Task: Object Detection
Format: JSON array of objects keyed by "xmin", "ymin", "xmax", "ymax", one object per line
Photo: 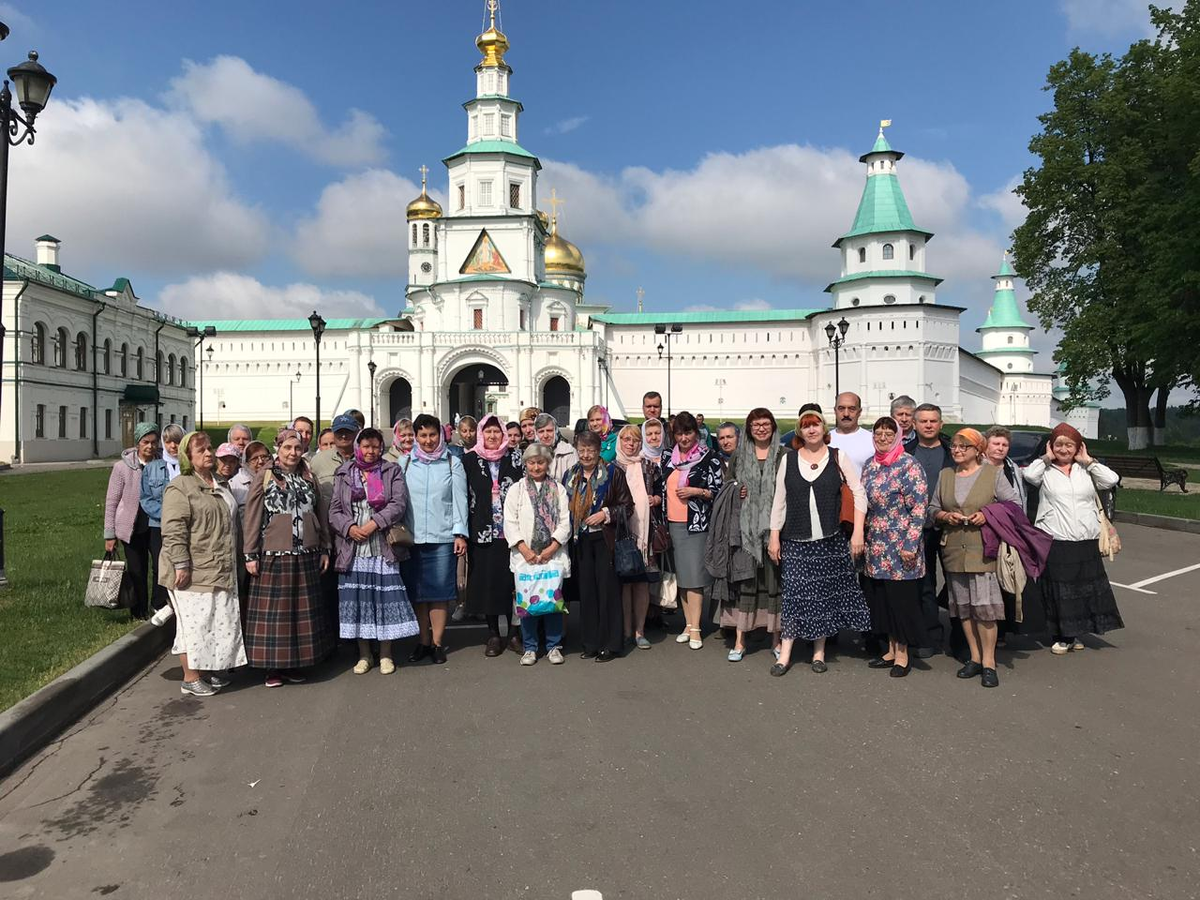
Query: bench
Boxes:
[{"xmin": 1102, "ymin": 455, "xmax": 1189, "ymax": 493}]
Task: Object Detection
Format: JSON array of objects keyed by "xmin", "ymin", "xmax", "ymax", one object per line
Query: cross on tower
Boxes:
[
  {"xmin": 548, "ymin": 187, "xmax": 564, "ymax": 221},
  {"xmin": 418, "ymin": 164, "xmax": 429, "ymax": 190},
  {"xmin": 636, "ymin": 286, "xmax": 645, "ymax": 313},
  {"xmin": 486, "ymin": 0, "xmax": 499, "ymax": 26}
]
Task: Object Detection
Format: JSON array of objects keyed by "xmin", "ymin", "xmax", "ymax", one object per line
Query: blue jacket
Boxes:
[
  {"xmin": 140, "ymin": 459, "xmax": 172, "ymax": 528},
  {"xmin": 401, "ymin": 452, "xmax": 468, "ymax": 544}
]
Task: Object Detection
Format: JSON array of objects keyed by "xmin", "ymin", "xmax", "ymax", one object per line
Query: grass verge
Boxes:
[
  {"xmin": 0, "ymin": 467, "xmax": 141, "ymax": 712},
  {"xmin": 1117, "ymin": 488, "xmax": 1200, "ymax": 521}
]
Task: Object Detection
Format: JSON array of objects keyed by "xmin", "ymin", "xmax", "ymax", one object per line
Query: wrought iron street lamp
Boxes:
[
  {"xmin": 824, "ymin": 316, "xmax": 850, "ymax": 402},
  {"xmin": 654, "ymin": 323, "xmax": 683, "ymax": 417},
  {"xmin": 308, "ymin": 311, "xmax": 326, "ymax": 432},
  {"xmin": 367, "ymin": 359, "xmax": 377, "ymax": 427},
  {"xmin": 288, "ymin": 367, "xmax": 301, "ymax": 418},
  {"xmin": 186, "ymin": 326, "xmax": 216, "ymax": 429}
]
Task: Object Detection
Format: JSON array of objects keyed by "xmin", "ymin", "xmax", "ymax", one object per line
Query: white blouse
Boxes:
[
  {"xmin": 1022, "ymin": 458, "xmax": 1119, "ymax": 541},
  {"xmin": 769, "ymin": 449, "xmax": 867, "ymax": 540}
]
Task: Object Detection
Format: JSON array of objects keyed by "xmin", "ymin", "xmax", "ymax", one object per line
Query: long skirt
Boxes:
[
  {"xmin": 718, "ymin": 552, "xmax": 781, "ymax": 633},
  {"xmin": 864, "ymin": 576, "xmax": 925, "ymax": 647},
  {"xmin": 945, "ymin": 571, "xmax": 1006, "ymax": 622},
  {"xmin": 668, "ymin": 522, "xmax": 713, "ymax": 590},
  {"xmin": 338, "ymin": 555, "xmax": 419, "ymax": 641},
  {"xmin": 1040, "ymin": 539, "xmax": 1123, "ymax": 638},
  {"xmin": 245, "ymin": 552, "xmax": 335, "ymax": 669},
  {"xmin": 170, "ymin": 586, "xmax": 247, "ymax": 671},
  {"xmin": 574, "ymin": 532, "xmax": 623, "ymax": 655},
  {"xmin": 780, "ymin": 534, "xmax": 871, "ymax": 641},
  {"xmin": 401, "ymin": 542, "xmax": 457, "ymax": 604},
  {"xmin": 465, "ymin": 540, "xmax": 516, "ymax": 616}
]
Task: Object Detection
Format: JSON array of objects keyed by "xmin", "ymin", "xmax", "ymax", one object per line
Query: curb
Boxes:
[
  {"xmin": 1114, "ymin": 511, "xmax": 1200, "ymax": 535},
  {"xmin": 0, "ymin": 621, "xmax": 173, "ymax": 778}
]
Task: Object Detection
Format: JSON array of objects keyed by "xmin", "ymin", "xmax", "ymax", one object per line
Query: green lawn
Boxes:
[
  {"xmin": 0, "ymin": 468, "xmax": 141, "ymax": 712},
  {"xmin": 1116, "ymin": 487, "xmax": 1200, "ymax": 520}
]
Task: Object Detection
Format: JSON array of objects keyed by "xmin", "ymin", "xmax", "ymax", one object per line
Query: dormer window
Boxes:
[{"xmin": 882, "ymin": 243, "xmax": 894, "ymax": 261}]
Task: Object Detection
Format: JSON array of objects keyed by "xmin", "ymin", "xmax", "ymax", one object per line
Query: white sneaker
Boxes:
[
  {"xmin": 548, "ymin": 647, "xmax": 564, "ymax": 665},
  {"xmin": 520, "ymin": 651, "xmax": 537, "ymax": 666},
  {"xmin": 1050, "ymin": 641, "xmax": 1070, "ymax": 655},
  {"xmin": 150, "ymin": 605, "xmax": 175, "ymax": 627},
  {"xmin": 180, "ymin": 679, "xmax": 216, "ymax": 697}
]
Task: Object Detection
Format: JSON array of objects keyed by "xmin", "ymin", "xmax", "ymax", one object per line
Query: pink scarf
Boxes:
[
  {"xmin": 351, "ymin": 441, "xmax": 387, "ymax": 511},
  {"xmin": 616, "ymin": 443, "xmax": 650, "ymax": 556},
  {"xmin": 669, "ymin": 440, "xmax": 704, "ymax": 474},
  {"xmin": 470, "ymin": 414, "xmax": 510, "ymax": 463},
  {"xmin": 874, "ymin": 438, "xmax": 906, "ymax": 467},
  {"xmin": 413, "ymin": 427, "xmax": 449, "ymax": 464}
]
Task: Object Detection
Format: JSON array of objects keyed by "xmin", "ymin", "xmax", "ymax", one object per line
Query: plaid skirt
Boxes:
[{"xmin": 245, "ymin": 552, "xmax": 336, "ymax": 670}]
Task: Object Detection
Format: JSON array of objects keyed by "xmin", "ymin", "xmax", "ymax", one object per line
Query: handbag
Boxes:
[
  {"xmin": 1095, "ymin": 496, "xmax": 1121, "ymax": 560},
  {"xmin": 387, "ymin": 523, "xmax": 414, "ymax": 549},
  {"xmin": 650, "ymin": 516, "xmax": 670, "ymax": 554},
  {"xmin": 85, "ymin": 550, "xmax": 127, "ymax": 609},
  {"xmin": 657, "ymin": 569, "xmax": 679, "ymax": 610},
  {"xmin": 613, "ymin": 518, "xmax": 646, "ymax": 580},
  {"xmin": 456, "ymin": 550, "xmax": 470, "ymax": 591},
  {"xmin": 833, "ymin": 448, "xmax": 855, "ymax": 532}
]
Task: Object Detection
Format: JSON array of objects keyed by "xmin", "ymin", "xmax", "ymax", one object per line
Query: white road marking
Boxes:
[
  {"xmin": 1128, "ymin": 562, "xmax": 1200, "ymax": 589},
  {"xmin": 1110, "ymin": 582, "xmax": 1157, "ymax": 595}
]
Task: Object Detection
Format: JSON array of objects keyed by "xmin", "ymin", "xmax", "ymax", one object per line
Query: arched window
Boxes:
[
  {"xmin": 102, "ymin": 339, "xmax": 112, "ymax": 374},
  {"xmin": 119, "ymin": 343, "xmax": 129, "ymax": 377},
  {"xmin": 883, "ymin": 294, "xmax": 897, "ymax": 304},
  {"xmin": 156, "ymin": 350, "xmax": 164, "ymax": 384},
  {"xmin": 167, "ymin": 353, "xmax": 176, "ymax": 386},
  {"xmin": 882, "ymin": 243, "xmax": 894, "ymax": 261},
  {"xmin": 179, "ymin": 357, "xmax": 188, "ymax": 388},
  {"xmin": 909, "ymin": 244, "xmax": 916, "ymax": 260},
  {"xmin": 31, "ymin": 322, "xmax": 46, "ymax": 364},
  {"xmin": 54, "ymin": 327, "xmax": 68, "ymax": 367},
  {"xmin": 411, "ymin": 223, "xmax": 417, "ymax": 247},
  {"xmin": 136, "ymin": 347, "xmax": 144, "ymax": 380},
  {"xmin": 422, "ymin": 223, "xmax": 430, "ymax": 247},
  {"xmin": 75, "ymin": 332, "xmax": 88, "ymax": 371},
  {"xmin": 857, "ymin": 247, "xmax": 866, "ymax": 264}
]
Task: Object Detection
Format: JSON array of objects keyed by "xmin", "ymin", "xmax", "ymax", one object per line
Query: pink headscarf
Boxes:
[
  {"xmin": 351, "ymin": 433, "xmax": 387, "ymax": 511},
  {"xmin": 874, "ymin": 434, "xmax": 906, "ymax": 466},
  {"xmin": 413, "ymin": 423, "xmax": 449, "ymax": 464},
  {"xmin": 470, "ymin": 414, "xmax": 510, "ymax": 463}
]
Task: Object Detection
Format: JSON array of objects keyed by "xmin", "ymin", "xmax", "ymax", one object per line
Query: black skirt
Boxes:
[
  {"xmin": 864, "ymin": 577, "xmax": 925, "ymax": 647},
  {"xmin": 465, "ymin": 540, "xmax": 515, "ymax": 616},
  {"xmin": 1039, "ymin": 539, "xmax": 1123, "ymax": 638}
]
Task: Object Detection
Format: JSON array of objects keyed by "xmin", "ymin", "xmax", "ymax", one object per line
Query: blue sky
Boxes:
[{"xmin": 0, "ymin": 0, "xmax": 1167, "ymax": 351}]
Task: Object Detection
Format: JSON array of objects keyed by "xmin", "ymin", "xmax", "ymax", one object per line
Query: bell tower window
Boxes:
[
  {"xmin": 858, "ymin": 247, "xmax": 866, "ymax": 264},
  {"xmin": 909, "ymin": 244, "xmax": 916, "ymax": 260},
  {"xmin": 509, "ymin": 182, "xmax": 520, "ymax": 208},
  {"xmin": 473, "ymin": 309, "xmax": 484, "ymax": 330},
  {"xmin": 479, "ymin": 181, "xmax": 493, "ymax": 206},
  {"xmin": 882, "ymin": 243, "xmax": 894, "ymax": 260},
  {"xmin": 411, "ymin": 223, "xmax": 418, "ymax": 247},
  {"xmin": 422, "ymin": 223, "xmax": 430, "ymax": 247}
]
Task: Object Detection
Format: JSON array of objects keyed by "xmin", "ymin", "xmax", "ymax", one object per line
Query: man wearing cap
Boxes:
[{"xmin": 310, "ymin": 413, "xmax": 360, "ymax": 511}]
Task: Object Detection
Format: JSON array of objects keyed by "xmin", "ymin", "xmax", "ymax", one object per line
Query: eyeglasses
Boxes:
[{"xmin": 950, "ymin": 444, "xmax": 975, "ymax": 453}]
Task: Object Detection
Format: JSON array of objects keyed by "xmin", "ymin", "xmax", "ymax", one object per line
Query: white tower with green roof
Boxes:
[
  {"xmin": 826, "ymin": 122, "xmax": 942, "ymax": 309},
  {"xmin": 975, "ymin": 255, "xmax": 1036, "ymax": 374}
]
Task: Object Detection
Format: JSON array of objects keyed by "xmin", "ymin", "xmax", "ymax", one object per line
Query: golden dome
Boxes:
[
  {"xmin": 406, "ymin": 167, "xmax": 442, "ymax": 221},
  {"xmin": 544, "ymin": 216, "xmax": 585, "ymax": 275},
  {"xmin": 476, "ymin": 2, "xmax": 510, "ymax": 68}
]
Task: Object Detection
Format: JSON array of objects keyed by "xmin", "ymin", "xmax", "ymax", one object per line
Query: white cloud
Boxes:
[
  {"xmin": 157, "ymin": 272, "xmax": 384, "ymax": 320},
  {"xmin": 291, "ymin": 169, "xmax": 435, "ymax": 277},
  {"xmin": 6, "ymin": 97, "xmax": 269, "ymax": 273},
  {"xmin": 735, "ymin": 298, "xmax": 772, "ymax": 310},
  {"xmin": 979, "ymin": 176, "xmax": 1027, "ymax": 233},
  {"xmin": 0, "ymin": 3, "xmax": 37, "ymax": 32},
  {"xmin": 1059, "ymin": 0, "xmax": 1179, "ymax": 37},
  {"xmin": 168, "ymin": 56, "xmax": 387, "ymax": 167},
  {"xmin": 544, "ymin": 115, "xmax": 589, "ymax": 135}
]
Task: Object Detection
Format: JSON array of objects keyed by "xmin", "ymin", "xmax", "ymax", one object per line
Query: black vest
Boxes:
[{"xmin": 780, "ymin": 449, "xmax": 842, "ymax": 542}]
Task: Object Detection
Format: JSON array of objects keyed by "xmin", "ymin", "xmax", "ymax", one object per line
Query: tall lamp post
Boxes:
[
  {"xmin": 714, "ymin": 378, "xmax": 726, "ymax": 419},
  {"xmin": 288, "ymin": 368, "xmax": 301, "ymax": 418},
  {"xmin": 597, "ymin": 354, "xmax": 608, "ymax": 409},
  {"xmin": 654, "ymin": 323, "xmax": 683, "ymax": 416},
  {"xmin": 367, "ymin": 359, "xmax": 377, "ymax": 427},
  {"xmin": 308, "ymin": 311, "xmax": 326, "ymax": 432},
  {"xmin": 185, "ymin": 325, "xmax": 216, "ymax": 429},
  {"xmin": 824, "ymin": 316, "xmax": 850, "ymax": 403}
]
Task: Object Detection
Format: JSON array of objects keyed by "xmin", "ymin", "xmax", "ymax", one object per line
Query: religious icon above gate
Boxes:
[{"xmin": 460, "ymin": 229, "xmax": 510, "ymax": 274}]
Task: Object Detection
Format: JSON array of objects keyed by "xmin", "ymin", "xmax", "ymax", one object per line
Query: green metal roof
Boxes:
[
  {"xmin": 592, "ymin": 309, "xmax": 824, "ymax": 326},
  {"xmin": 104, "ymin": 277, "xmax": 136, "ymax": 297},
  {"xmin": 443, "ymin": 140, "xmax": 540, "ymax": 168},
  {"xmin": 35, "ymin": 233, "xmax": 60, "ymax": 243},
  {"xmin": 977, "ymin": 289, "xmax": 1033, "ymax": 330},
  {"xmin": 824, "ymin": 269, "xmax": 943, "ymax": 292},
  {"xmin": 835, "ymin": 173, "xmax": 930, "ymax": 245},
  {"xmin": 858, "ymin": 132, "xmax": 903, "ymax": 162},
  {"xmin": 184, "ymin": 318, "xmax": 392, "ymax": 332},
  {"xmin": 994, "ymin": 258, "xmax": 1015, "ymax": 279},
  {"xmin": 3, "ymin": 253, "xmax": 98, "ymax": 300}
]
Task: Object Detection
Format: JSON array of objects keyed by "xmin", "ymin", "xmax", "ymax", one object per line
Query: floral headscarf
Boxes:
[
  {"xmin": 351, "ymin": 431, "xmax": 387, "ymax": 511},
  {"xmin": 470, "ymin": 414, "xmax": 510, "ymax": 463}
]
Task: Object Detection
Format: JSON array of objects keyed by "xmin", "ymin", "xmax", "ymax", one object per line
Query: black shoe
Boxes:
[
  {"xmin": 408, "ymin": 643, "xmax": 431, "ymax": 663},
  {"xmin": 867, "ymin": 656, "xmax": 894, "ymax": 669},
  {"xmin": 889, "ymin": 663, "xmax": 912, "ymax": 678},
  {"xmin": 769, "ymin": 662, "xmax": 790, "ymax": 677},
  {"xmin": 595, "ymin": 650, "xmax": 617, "ymax": 663},
  {"xmin": 957, "ymin": 660, "xmax": 984, "ymax": 679},
  {"xmin": 981, "ymin": 667, "xmax": 1000, "ymax": 688},
  {"xmin": 430, "ymin": 644, "xmax": 448, "ymax": 664},
  {"xmin": 915, "ymin": 646, "xmax": 938, "ymax": 659},
  {"xmin": 579, "ymin": 650, "xmax": 597, "ymax": 660},
  {"xmin": 811, "ymin": 659, "xmax": 828, "ymax": 674}
]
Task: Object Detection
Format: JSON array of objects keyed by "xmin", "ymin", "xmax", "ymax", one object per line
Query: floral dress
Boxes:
[{"xmin": 861, "ymin": 455, "xmax": 928, "ymax": 581}]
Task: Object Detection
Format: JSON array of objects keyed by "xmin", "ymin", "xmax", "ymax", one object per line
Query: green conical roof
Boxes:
[
  {"xmin": 859, "ymin": 130, "xmax": 904, "ymax": 163},
  {"xmin": 836, "ymin": 172, "xmax": 931, "ymax": 244},
  {"xmin": 978, "ymin": 288, "xmax": 1033, "ymax": 330},
  {"xmin": 993, "ymin": 257, "xmax": 1015, "ymax": 279}
]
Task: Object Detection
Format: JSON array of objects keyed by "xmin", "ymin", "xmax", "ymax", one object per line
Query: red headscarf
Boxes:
[{"xmin": 1049, "ymin": 422, "xmax": 1084, "ymax": 448}]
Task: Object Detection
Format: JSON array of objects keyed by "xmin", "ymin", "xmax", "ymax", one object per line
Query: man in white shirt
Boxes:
[{"xmin": 827, "ymin": 392, "xmax": 875, "ymax": 475}]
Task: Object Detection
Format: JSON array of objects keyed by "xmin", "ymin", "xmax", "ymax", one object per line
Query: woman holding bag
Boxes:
[
  {"xmin": 504, "ymin": 443, "xmax": 572, "ymax": 666},
  {"xmin": 614, "ymin": 424, "xmax": 664, "ymax": 650},
  {"xmin": 564, "ymin": 430, "xmax": 634, "ymax": 662},
  {"xmin": 329, "ymin": 428, "xmax": 418, "ymax": 676}
]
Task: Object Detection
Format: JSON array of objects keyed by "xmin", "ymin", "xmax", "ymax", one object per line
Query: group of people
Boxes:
[{"xmin": 102, "ymin": 388, "xmax": 1124, "ymax": 696}]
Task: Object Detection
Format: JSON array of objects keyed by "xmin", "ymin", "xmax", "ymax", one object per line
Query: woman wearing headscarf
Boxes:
[
  {"xmin": 860, "ymin": 416, "xmax": 928, "ymax": 678},
  {"xmin": 1023, "ymin": 423, "xmax": 1122, "ymax": 655},
  {"xmin": 139, "ymin": 422, "xmax": 185, "ymax": 617},
  {"xmin": 586, "ymin": 405, "xmax": 619, "ymax": 463},
  {"xmin": 463, "ymin": 414, "xmax": 524, "ymax": 656},
  {"xmin": 564, "ymin": 430, "xmax": 634, "ymax": 661},
  {"xmin": 242, "ymin": 429, "xmax": 334, "ymax": 688},
  {"xmin": 928, "ymin": 428, "xmax": 1020, "ymax": 687},
  {"xmin": 385, "ymin": 417, "xmax": 414, "ymax": 463},
  {"xmin": 722, "ymin": 408, "xmax": 784, "ymax": 662},
  {"xmin": 767, "ymin": 409, "xmax": 870, "ymax": 676},
  {"xmin": 662, "ymin": 411, "xmax": 724, "ymax": 649},
  {"xmin": 614, "ymin": 424, "xmax": 664, "ymax": 650},
  {"xmin": 329, "ymin": 427, "xmax": 417, "ymax": 676},
  {"xmin": 504, "ymin": 442, "xmax": 573, "ymax": 665},
  {"xmin": 448, "ymin": 416, "xmax": 477, "ymax": 461},
  {"xmin": 641, "ymin": 418, "xmax": 666, "ymax": 466},
  {"xmin": 401, "ymin": 414, "xmax": 469, "ymax": 664},
  {"xmin": 104, "ymin": 421, "xmax": 161, "ymax": 620},
  {"xmin": 535, "ymin": 412, "xmax": 578, "ymax": 482},
  {"xmin": 160, "ymin": 431, "xmax": 247, "ymax": 696},
  {"xmin": 640, "ymin": 417, "xmax": 669, "ymax": 629}
]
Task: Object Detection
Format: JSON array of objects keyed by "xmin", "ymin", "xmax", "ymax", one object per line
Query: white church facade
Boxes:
[{"xmin": 2, "ymin": 4, "xmax": 1093, "ymax": 466}]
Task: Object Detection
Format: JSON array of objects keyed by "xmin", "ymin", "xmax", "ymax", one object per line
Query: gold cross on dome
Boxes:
[
  {"xmin": 636, "ymin": 286, "xmax": 645, "ymax": 312},
  {"xmin": 418, "ymin": 164, "xmax": 429, "ymax": 189},
  {"xmin": 487, "ymin": 0, "xmax": 499, "ymax": 25},
  {"xmin": 548, "ymin": 187, "xmax": 564, "ymax": 219}
]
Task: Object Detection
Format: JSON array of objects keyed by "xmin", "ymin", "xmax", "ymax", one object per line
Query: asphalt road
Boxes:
[{"xmin": 1, "ymin": 523, "xmax": 1198, "ymax": 900}]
